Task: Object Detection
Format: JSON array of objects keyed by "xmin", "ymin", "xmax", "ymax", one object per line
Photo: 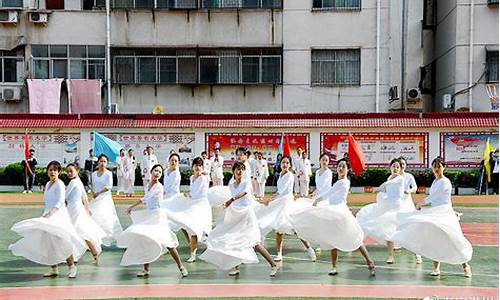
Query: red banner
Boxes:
[
  {"xmin": 321, "ymin": 133, "xmax": 427, "ymax": 168},
  {"xmin": 206, "ymin": 133, "xmax": 309, "ymax": 166}
]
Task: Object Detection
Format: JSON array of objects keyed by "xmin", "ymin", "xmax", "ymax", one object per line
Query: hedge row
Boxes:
[{"xmin": 0, "ymin": 163, "xmax": 481, "ymax": 188}]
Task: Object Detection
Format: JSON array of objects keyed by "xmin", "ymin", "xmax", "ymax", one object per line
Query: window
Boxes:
[
  {"xmin": 312, "ymin": 0, "xmax": 361, "ymax": 10},
  {"xmin": 486, "ymin": 50, "xmax": 499, "ymax": 83},
  {"xmin": 201, "ymin": 0, "xmax": 282, "ymax": 9},
  {"xmin": 311, "ymin": 49, "xmax": 360, "ymax": 85},
  {"xmin": 1, "ymin": 50, "xmax": 24, "ymax": 83},
  {"xmin": 157, "ymin": 0, "xmax": 198, "ymax": 9},
  {"xmin": 83, "ymin": 0, "xmax": 105, "ymax": 10},
  {"xmin": 0, "ymin": 0, "xmax": 22, "ymax": 8},
  {"xmin": 31, "ymin": 45, "xmax": 105, "ymax": 80},
  {"xmin": 46, "ymin": 0, "xmax": 64, "ymax": 9},
  {"xmin": 113, "ymin": 48, "xmax": 282, "ymax": 85}
]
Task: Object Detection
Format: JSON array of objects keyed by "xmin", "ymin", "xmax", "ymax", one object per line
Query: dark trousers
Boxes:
[
  {"xmin": 23, "ymin": 172, "xmax": 35, "ymax": 191},
  {"xmin": 492, "ymin": 173, "xmax": 499, "ymax": 194}
]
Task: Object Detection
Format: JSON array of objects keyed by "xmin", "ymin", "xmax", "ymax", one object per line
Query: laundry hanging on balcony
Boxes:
[
  {"xmin": 67, "ymin": 79, "xmax": 102, "ymax": 114},
  {"xmin": 27, "ymin": 79, "xmax": 63, "ymax": 114}
]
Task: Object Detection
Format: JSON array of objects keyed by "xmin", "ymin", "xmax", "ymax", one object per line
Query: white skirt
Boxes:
[
  {"xmin": 255, "ymin": 194, "xmax": 304, "ymax": 236},
  {"xmin": 207, "ymin": 186, "xmax": 232, "ymax": 208},
  {"xmin": 67, "ymin": 201, "xmax": 107, "ymax": 254},
  {"xmin": 356, "ymin": 193, "xmax": 404, "ymax": 244},
  {"xmin": 117, "ymin": 209, "xmax": 179, "ymax": 266},
  {"xmin": 391, "ymin": 205, "xmax": 473, "ymax": 264},
  {"xmin": 9, "ymin": 207, "xmax": 87, "ymax": 265},
  {"xmin": 89, "ymin": 192, "xmax": 123, "ymax": 246},
  {"xmin": 291, "ymin": 203, "xmax": 364, "ymax": 252},
  {"xmin": 164, "ymin": 195, "xmax": 213, "ymax": 238},
  {"xmin": 199, "ymin": 205, "xmax": 261, "ymax": 270}
]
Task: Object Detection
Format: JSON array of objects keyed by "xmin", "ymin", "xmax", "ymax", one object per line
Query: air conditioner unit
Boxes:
[
  {"xmin": 406, "ymin": 88, "xmax": 421, "ymax": 104},
  {"xmin": 442, "ymin": 93, "xmax": 453, "ymax": 109},
  {"xmin": 110, "ymin": 103, "xmax": 119, "ymax": 114},
  {"xmin": 29, "ymin": 12, "xmax": 48, "ymax": 23},
  {"xmin": 1, "ymin": 86, "xmax": 22, "ymax": 102},
  {"xmin": 0, "ymin": 10, "xmax": 18, "ymax": 24}
]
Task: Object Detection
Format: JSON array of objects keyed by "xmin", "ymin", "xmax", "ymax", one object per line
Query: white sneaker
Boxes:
[
  {"xmin": 385, "ymin": 256, "xmax": 395, "ymax": 264},
  {"xmin": 43, "ymin": 266, "xmax": 59, "ymax": 277},
  {"xmin": 186, "ymin": 253, "xmax": 197, "ymax": 263},
  {"xmin": 306, "ymin": 247, "xmax": 316, "ymax": 262},
  {"xmin": 273, "ymin": 253, "xmax": 283, "ymax": 262},
  {"xmin": 328, "ymin": 268, "xmax": 338, "ymax": 276},
  {"xmin": 228, "ymin": 267, "xmax": 240, "ymax": 276},
  {"xmin": 22, "ymin": 190, "xmax": 27, "ymax": 194},
  {"xmin": 415, "ymin": 255, "xmax": 422, "ymax": 264},
  {"xmin": 180, "ymin": 266, "xmax": 188, "ymax": 277},
  {"xmin": 68, "ymin": 265, "xmax": 77, "ymax": 279},
  {"xmin": 137, "ymin": 270, "xmax": 150, "ymax": 277},
  {"xmin": 269, "ymin": 265, "xmax": 279, "ymax": 277},
  {"xmin": 28, "ymin": 190, "xmax": 33, "ymax": 194},
  {"xmin": 429, "ymin": 270, "xmax": 440, "ymax": 276}
]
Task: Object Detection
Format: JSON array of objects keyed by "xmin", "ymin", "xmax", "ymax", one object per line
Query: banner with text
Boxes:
[
  {"xmin": 206, "ymin": 133, "xmax": 309, "ymax": 166},
  {"xmin": 101, "ymin": 133, "xmax": 196, "ymax": 168},
  {"xmin": 1, "ymin": 133, "xmax": 80, "ymax": 167},
  {"xmin": 321, "ymin": 133, "xmax": 428, "ymax": 168},
  {"xmin": 441, "ymin": 132, "xmax": 499, "ymax": 167}
]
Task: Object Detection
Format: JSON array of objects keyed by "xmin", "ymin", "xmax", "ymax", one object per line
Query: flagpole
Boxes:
[{"xmin": 479, "ymin": 163, "xmax": 485, "ymax": 195}]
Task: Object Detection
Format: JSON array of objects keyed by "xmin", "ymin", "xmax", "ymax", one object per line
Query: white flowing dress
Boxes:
[
  {"xmin": 117, "ymin": 182, "xmax": 179, "ymax": 266},
  {"xmin": 200, "ymin": 180, "xmax": 261, "ymax": 270},
  {"xmin": 291, "ymin": 178, "xmax": 364, "ymax": 251},
  {"xmin": 89, "ymin": 170, "xmax": 123, "ymax": 246},
  {"xmin": 391, "ymin": 178, "xmax": 473, "ymax": 264},
  {"xmin": 402, "ymin": 172, "xmax": 418, "ymax": 211},
  {"xmin": 356, "ymin": 175, "xmax": 405, "ymax": 244},
  {"xmin": 255, "ymin": 171, "xmax": 302, "ymax": 236},
  {"xmin": 165, "ymin": 175, "xmax": 212, "ymax": 238},
  {"xmin": 160, "ymin": 168, "xmax": 182, "ymax": 204},
  {"xmin": 208, "ymin": 161, "xmax": 253, "ymax": 208},
  {"xmin": 9, "ymin": 180, "xmax": 87, "ymax": 265},
  {"xmin": 66, "ymin": 178, "xmax": 106, "ymax": 255}
]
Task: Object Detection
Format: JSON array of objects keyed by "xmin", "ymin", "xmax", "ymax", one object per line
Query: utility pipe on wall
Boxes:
[
  {"xmin": 375, "ymin": 0, "xmax": 381, "ymax": 113},
  {"xmin": 468, "ymin": 0, "xmax": 474, "ymax": 111},
  {"xmin": 106, "ymin": 0, "xmax": 112, "ymax": 113}
]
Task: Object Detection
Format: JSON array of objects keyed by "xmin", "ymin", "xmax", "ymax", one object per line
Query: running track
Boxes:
[{"xmin": 0, "ymin": 284, "xmax": 497, "ymax": 299}]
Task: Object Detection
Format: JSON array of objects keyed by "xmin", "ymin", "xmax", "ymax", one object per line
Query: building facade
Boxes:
[{"xmin": 0, "ymin": 0, "xmax": 497, "ymax": 113}]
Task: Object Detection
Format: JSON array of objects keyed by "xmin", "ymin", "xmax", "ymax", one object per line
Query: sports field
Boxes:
[{"xmin": 0, "ymin": 193, "xmax": 497, "ymax": 299}]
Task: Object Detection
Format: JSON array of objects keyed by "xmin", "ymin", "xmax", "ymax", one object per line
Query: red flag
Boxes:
[
  {"xmin": 24, "ymin": 130, "xmax": 33, "ymax": 176},
  {"xmin": 348, "ymin": 134, "xmax": 366, "ymax": 176},
  {"xmin": 283, "ymin": 135, "xmax": 291, "ymax": 157}
]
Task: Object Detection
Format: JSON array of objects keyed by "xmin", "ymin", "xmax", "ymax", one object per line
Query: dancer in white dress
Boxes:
[
  {"xmin": 89, "ymin": 154, "xmax": 123, "ymax": 246},
  {"xmin": 356, "ymin": 158, "xmax": 405, "ymax": 264},
  {"xmin": 207, "ymin": 147, "xmax": 252, "ymax": 208},
  {"xmin": 255, "ymin": 156, "xmax": 317, "ymax": 262},
  {"xmin": 309, "ymin": 153, "xmax": 333, "ymax": 207},
  {"xmin": 65, "ymin": 163, "xmax": 106, "ymax": 264},
  {"xmin": 200, "ymin": 162, "xmax": 279, "ymax": 277},
  {"xmin": 166, "ymin": 157, "xmax": 212, "ymax": 263},
  {"xmin": 392, "ymin": 157, "xmax": 473, "ymax": 277},
  {"xmin": 9, "ymin": 161, "xmax": 86, "ymax": 278},
  {"xmin": 124, "ymin": 149, "xmax": 136, "ymax": 197},
  {"xmin": 116, "ymin": 149, "xmax": 126, "ymax": 196},
  {"xmin": 118, "ymin": 164, "xmax": 188, "ymax": 277},
  {"xmin": 397, "ymin": 156, "xmax": 422, "ymax": 264},
  {"xmin": 163, "ymin": 153, "xmax": 182, "ymax": 199},
  {"xmin": 291, "ymin": 157, "xmax": 375, "ymax": 276}
]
